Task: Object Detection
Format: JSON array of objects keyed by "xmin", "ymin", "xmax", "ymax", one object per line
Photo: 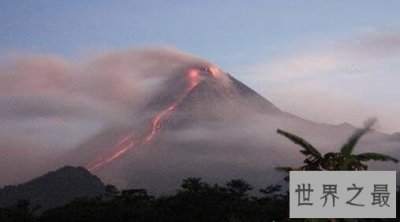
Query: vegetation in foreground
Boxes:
[
  {"xmin": 277, "ymin": 118, "xmax": 398, "ymax": 175},
  {"xmin": 0, "ymin": 178, "xmax": 289, "ymax": 222},
  {"xmin": 0, "ymin": 178, "xmax": 398, "ymax": 222}
]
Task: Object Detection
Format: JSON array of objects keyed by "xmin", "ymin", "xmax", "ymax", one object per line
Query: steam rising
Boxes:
[{"xmin": 0, "ymin": 47, "xmax": 211, "ymax": 185}]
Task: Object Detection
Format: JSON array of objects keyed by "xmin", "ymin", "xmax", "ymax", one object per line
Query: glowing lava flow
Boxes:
[
  {"xmin": 209, "ymin": 66, "xmax": 222, "ymax": 78},
  {"xmin": 86, "ymin": 69, "xmax": 201, "ymax": 171}
]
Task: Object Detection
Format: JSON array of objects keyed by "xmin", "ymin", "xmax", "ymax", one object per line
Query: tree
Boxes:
[
  {"xmin": 225, "ymin": 179, "xmax": 253, "ymax": 200},
  {"xmin": 277, "ymin": 118, "xmax": 398, "ymax": 173},
  {"xmin": 179, "ymin": 177, "xmax": 209, "ymax": 193},
  {"xmin": 103, "ymin": 184, "xmax": 119, "ymax": 200},
  {"xmin": 259, "ymin": 184, "xmax": 284, "ymax": 201}
]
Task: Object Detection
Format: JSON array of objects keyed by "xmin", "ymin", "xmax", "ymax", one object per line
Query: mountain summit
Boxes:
[{"xmin": 146, "ymin": 66, "xmax": 281, "ymax": 129}]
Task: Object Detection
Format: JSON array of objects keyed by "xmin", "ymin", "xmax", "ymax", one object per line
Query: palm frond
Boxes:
[
  {"xmin": 340, "ymin": 118, "xmax": 377, "ymax": 156},
  {"xmin": 277, "ymin": 129, "xmax": 322, "ymax": 160},
  {"xmin": 357, "ymin": 152, "xmax": 399, "ymax": 163}
]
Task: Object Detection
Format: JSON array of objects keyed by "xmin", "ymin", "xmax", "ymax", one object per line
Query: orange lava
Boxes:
[
  {"xmin": 188, "ymin": 69, "xmax": 200, "ymax": 88},
  {"xmin": 86, "ymin": 69, "xmax": 201, "ymax": 171},
  {"xmin": 209, "ymin": 66, "xmax": 222, "ymax": 78},
  {"xmin": 87, "ymin": 133, "xmax": 135, "ymax": 171}
]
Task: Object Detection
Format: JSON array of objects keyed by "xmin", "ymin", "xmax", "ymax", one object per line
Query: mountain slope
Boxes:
[
  {"xmin": 65, "ymin": 66, "xmax": 399, "ymax": 193},
  {"xmin": 0, "ymin": 166, "xmax": 105, "ymax": 209}
]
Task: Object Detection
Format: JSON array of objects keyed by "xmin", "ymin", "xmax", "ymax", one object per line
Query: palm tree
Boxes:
[{"xmin": 277, "ymin": 118, "xmax": 398, "ymax": 173}]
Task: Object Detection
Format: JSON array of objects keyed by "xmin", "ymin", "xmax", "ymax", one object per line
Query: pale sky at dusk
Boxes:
[{"xmin": 1, "ymin": 0, "xmax": 399, "ymax": 133}]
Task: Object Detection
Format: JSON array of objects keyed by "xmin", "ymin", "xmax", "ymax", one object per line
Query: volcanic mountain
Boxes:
[{"xmin": 66, "ymin": 65, "xmax": 399, "ymax": 193}]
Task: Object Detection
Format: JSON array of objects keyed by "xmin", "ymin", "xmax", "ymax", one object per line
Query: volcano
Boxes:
[
  {"xmin": 66, "ymin": 64, "xmax": 399, "ymax": 193},
  {"xmin": 75, "ymin": 66, "xmax": 283, "ymax": 169}
]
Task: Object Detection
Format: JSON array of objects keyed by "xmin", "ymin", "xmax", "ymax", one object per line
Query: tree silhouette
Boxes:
[
  {"xmin": 277, "ymin": 118, "xmax": 398, "ymax": 174},
  {"xmin": 225, "ymin": 179, "xmax": 253, "ymax": 200}
]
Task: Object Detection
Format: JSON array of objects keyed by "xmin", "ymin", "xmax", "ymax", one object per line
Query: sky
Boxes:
[{"xmin": 1, "ymin": 0, "xmax": 400, "ymax": 133}]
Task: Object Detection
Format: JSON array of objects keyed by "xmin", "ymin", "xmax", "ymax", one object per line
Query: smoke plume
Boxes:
[{"xmin": 0, "ymin": 47, "xmax": 210, "ymax": 185}]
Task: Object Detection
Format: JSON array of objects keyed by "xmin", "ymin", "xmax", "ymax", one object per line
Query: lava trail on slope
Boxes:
[{"xmin": 86, "ymin": 68, "xmax": 204, "ymax": 171}]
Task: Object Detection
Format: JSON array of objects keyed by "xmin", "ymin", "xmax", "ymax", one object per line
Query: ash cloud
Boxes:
[{"xmin": 0, "ymin": 47, "xmax": 210, "ymax": 185}]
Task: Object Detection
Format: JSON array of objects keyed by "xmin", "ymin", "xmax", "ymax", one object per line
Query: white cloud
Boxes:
[
  {"xmin": 250, "ymin": 53, "xmax": 338, "ymax": 82},
  {"xmin": 244, "ymin": 28, "xmax": 400, "ymax": 133},
  {"xmin": 267, "ymin": 81, "xmax": 400, "ymax": 133}
]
